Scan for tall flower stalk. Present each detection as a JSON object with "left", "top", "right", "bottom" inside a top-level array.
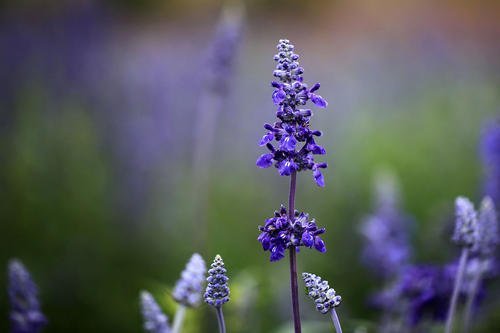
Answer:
[
  {"left": 191, "top": 1, "right": 244, "bottom": 247},
  {"left": 445, "top": 197, "right": 478, "bottom": 333},
  {"left": 7, "top": 259, "right": 47, "bottom": 333},
  {"left": 204, "top": 255, "right": 230, "bottom": 333},
  {"left": 257, "top": 39, "right": 328, "bottom": 333}
]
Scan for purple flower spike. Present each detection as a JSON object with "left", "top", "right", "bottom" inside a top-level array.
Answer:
[
  {"left": 172, "top": 254, "right": 206, "bottom": 308},
  {"left": 481, "top": 119, "right": 500, "bottom": 207},
  {"left": 257, "top": 39, "right": 329, "bottom": 186},
  {"left": 359, "top": 172, "right": 413, "bottom": 279},
  {"left": 258, "top": 205, "right": 326, "bottom": 261},
  {"left": 309, "top": 93, "right": 328, "bottom": 108},
  {"left": 8, "top": 259, "right": 47, "bottom": 333},
  {"left": 204, "top": 255, "right": 230, "bottom": 307},
  {"left": 140, "top": 291, "right": 171, "bottom": 333},
  {"left": 453, "top": 196, "right": 478, "bottom": 248},
  {"left": 302, "top": 272, "right": 341, "bottom": 314},
  {"left": 473, "top": 197, "right": 498, "bottom": 258}
]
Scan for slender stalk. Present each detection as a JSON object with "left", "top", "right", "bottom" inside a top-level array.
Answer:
[
  {"left": 445, "top": 248, "right": 469, "bottom": 333},
  {"left": 288, "top": 171, "right": 301, "bottom": 333},
  {"left": 463, "top": 261, "right": 485, "bottom": 333},
  {"left": 172, "top": 305, "right": 186, "bottom": 333},
  {"left": 215, "top": 306, "right": 226, "bottom": 333},
  {"left": 330, "top": 308, "right": 343, "bottom": 333}
]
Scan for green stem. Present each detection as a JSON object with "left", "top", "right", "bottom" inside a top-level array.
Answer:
[
  {"left": 330, "top": 308, "right": 343, "bottom": 333},
  {"left": 445, "top": 248, "right": 469, "bottom": 333},
  {"left": 216, "top": 306, "right": 226, "bottom": 333},
  {"left": 172, "top": 305, "right": 186, "bottom": 333}
]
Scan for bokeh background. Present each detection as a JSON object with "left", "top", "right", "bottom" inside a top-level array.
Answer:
[{"left": 1, "top": 0, "right": 499, "bottom": 332}]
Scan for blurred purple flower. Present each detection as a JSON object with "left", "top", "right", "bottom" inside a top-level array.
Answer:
[
  {"left": 203, "top": 5, "right": 243, "bottom": 95},
  {"left": 473, "top": 197, "right": 498, "bottom": 258},
  {"left": 172, "top": 254, "right": 206, "bottom": 307},
  {"left": 452, "top": 196, "right": 478, "bottom": 248},
  {"left": 258, "top": 205, "right": 326, "bottom": 261},
  {"left": 374, "top": 263, "right": 460, "bottom": 327},
  {"left": 8, "top": 259, "right": 47, "bottom": 333},
  {"left": 256, "top": 39, "right": 328, "bottom": 187},
  {"left": 140, "top": 291, "right": 171, "bottom": 333},
  {"left": 359, "top": 172, "right": 412, "bottom": 278},
  {"left": 481, "top": 119, "right": 500, "bottom": 207}
]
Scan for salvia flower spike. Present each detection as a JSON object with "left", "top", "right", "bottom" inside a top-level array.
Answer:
[
  {"left": 481, "top": 119, "right": 500, "bottom": 207},
  {"left": 258, "top": 205, "right": 326, "bottom": 262},
  {"left": 8, "top": 259, "right": 47, "bottom": 333},
  {"left": 140, "top": 291, "right": 171, "bottom": 333},
  {"left": 473, "top": 196, "right": 499, "bottom": 258},
  {"left": 452, "top": 196, "right": 478, "bottom": 248},
  {"left": 463, "top": 197, "right": 498, "bottom": 331},
  {"left": 445, "top": 196, "right": 479, "bottom": 333},
  {"left": 204, "top": 255, "right": 230, "bottom": 307},
  {"left": 205, "top": 255, "right": 229, "bottom": 333},
  {"left": 172, "top": 253, "right": 206, "bottom": 308},
  {"left": 359, "top": 172, "right": 412, "bottom": 278},
  {"left": 256, "top": 38, "right": 328, "bottom": 187},
  {"left": 302, "top": 272, "right": 342, "bottom": 333}
]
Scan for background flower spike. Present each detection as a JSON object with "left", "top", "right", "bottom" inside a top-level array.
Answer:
[
  {"left": 140, "top": 291, "right": 171, "bottom": 333},
  {"left": 171, "top": 253, "right": 206, "bottom": 333},
  {"left": 8, "top": 259, "right": 47, "bottom": 333}
]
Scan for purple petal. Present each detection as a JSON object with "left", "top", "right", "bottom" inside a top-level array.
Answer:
[
  {"left": 260, "top": 132, "right": 274, "bottom": 146},
  {"left": 314, "top": 237, "right": 327, "bottom": 253},
  {"left": 278, "top": 159, "right": 297, "bottom": 176},
  {"left": 270, "top": 246, "right": 285, "bottom": 262},
  {"left": 256, "top": 153, "right": 274, "bottom": 168},
  {"left": 302, "top": 232, "right": 314, "bottom": 247},
  {"left": 310, "top": 93, "right": 328, "bottom": 108},
  {"left": 313, "top": 168, "right": 325, "bottom": 187},
  {"left": 308, "top": 143, "right": 326, "bottom": 155},
  {"left": 310, "top": 83, "right": 321, "bottom": 92},
  {"left": 280, "top": 135, "right": 297, "bottom": 152},
  {"left": 272, "top": 89, "right": 286, "bottom": 105}
]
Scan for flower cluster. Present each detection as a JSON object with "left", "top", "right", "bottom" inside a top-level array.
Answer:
[
  {"left": 8, "top": 260, "right": 47, "bottom": 333},
  {"left": 258, "top": 205, "right": 326, "bottom": 261},
  {"left": 374, "top": 264, "right": 459, "bottom": 326},
  {"left": 140, "top": 291, "right": 171, "bottom": 333},
  {"left": 473, "top": 197, "right": 498, "bottom": 258},
  {"left": 302, "top": 272, "right": 341, "bottom": 314},
  {"left": 204, "top": 255, "right": 230, "bottom": 307},
  {"left": 172, "top": 253, "right": 207, "bottom": 307},
  {"left": 256, "top": 39, "right": 328, "bottom": 186},
  {"left": 452, "top": 197, "right": 478, "bottom": 248}
]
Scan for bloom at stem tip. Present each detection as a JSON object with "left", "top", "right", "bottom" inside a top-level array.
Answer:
[
  {"left": 256, "top": 38, "right": 329, "bottom": 187},
  {"left": 452, "top": 196, "right": 478, "bottom": 248},
  {"left": 302, "top": 272, "right": 341, "bottom": 314},
  {"left": 473, "top": 196, "right": 498, "bottom": 258},
  {"left": 204, "top": 255, "right": 230, "bottom": 307}
]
